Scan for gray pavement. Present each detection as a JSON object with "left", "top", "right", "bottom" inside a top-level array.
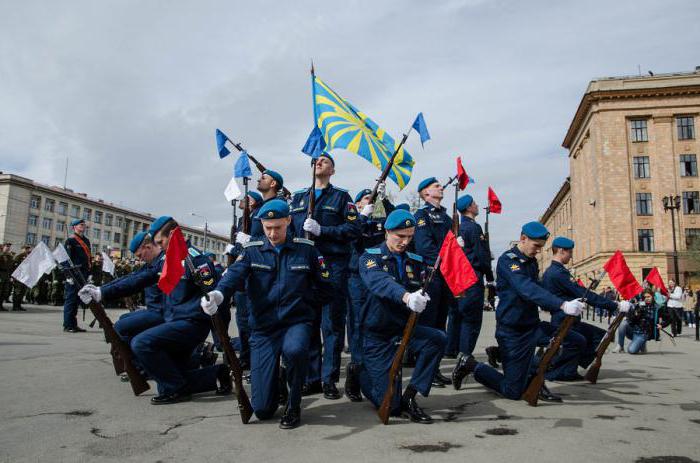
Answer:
[{"left": 1, "top": 304, "right": 699, "bottom": 463}]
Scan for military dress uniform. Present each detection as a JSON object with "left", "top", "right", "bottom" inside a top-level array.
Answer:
[{"left": 63, "top": 222, "right": 91, "bottom": 329}]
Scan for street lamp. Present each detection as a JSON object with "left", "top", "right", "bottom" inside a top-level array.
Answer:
[
  {"left": 662, "top": 194, "right": 681, "bottom": 283},
  {"left": 191, "top": 212, "right": 208, "bottom": 253}
]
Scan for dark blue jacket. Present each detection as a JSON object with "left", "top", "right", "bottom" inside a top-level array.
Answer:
[
  {"left": 101, "top": 260, "right": 164, "bottom": 314},
  {"left": 290, "top": 184, "right": 361, "bottom": 257},
  {"left": 64, "top": 234, "right": 92, "bottom": 278},
  {"left": 359, "top": 243, "right": 425, "bottom": 339},
  {"left": 541, "top": 261, "right": 617, "bottom": 317},
  {"left": 349, "top": 214, "right": 387, "bottom": 274},
  {"left": 413, "top": 203, "right": 452, "bottom": 266},
  {"left": 215, "top": 235, "right": 334, "bottom": 333},
  {"left": 459, "top": 216, "right": 492, "bottom": 277},
  {"left": 495, "top": 246, "right": 564, "bottom": 329}
]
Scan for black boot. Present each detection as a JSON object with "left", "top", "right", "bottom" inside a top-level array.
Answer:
[
  {"left": 278, "top": 365, "right": 289, "bottom": 406},
  {"left": 279, "top": 406, "right": 301, "bottom": 429},
  {"left": 485, "top": 346, "right": 501, "bottom": 368},
  {"left": 400, "top": 386, "right": 432, "bottom": 424},
  {"left": 434, "top": 371, "right": 452, "bottom": 386},
  {"left": 322, "top": 382, "right": 341, "bottom": 400},
  {"left": 216, "top": 364, "right": 233, "bottom": 395},
  {"left": 451, "top": 353, "right": 477, "bottom": 390},
  {"left": 344, "top": 363, "right": 363, "bottom": 402},
  {"left": 150, "top": 390, "right": 192, "bottom": 405},
  {"left": 302, "top": 380, "right": 322, "bottom": 396},
  {"left": 538, "top": 383, "right": 563, "bottom": 403}
]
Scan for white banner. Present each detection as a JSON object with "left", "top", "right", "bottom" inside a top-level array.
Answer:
[{"left": 11, "top": 242, "right": 57, "bottom": 288}]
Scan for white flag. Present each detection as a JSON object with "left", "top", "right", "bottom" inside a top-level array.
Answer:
[
  {"left": 11, "top": 242, "right": 57, "bottom": 288},
  {"left": 101, "top": 252, "right": 115, "bottom": 276},
  {"left": 52, "top": 243, "right": 70, "bottom": 264},
  {"left": 224, "top": 177, "right": 242, "bottom": 202}
]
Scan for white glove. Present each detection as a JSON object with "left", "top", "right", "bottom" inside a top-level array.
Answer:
[
  {"left": 562, "top": 298, "right": 585, "bottom": 316},
  {"left": 377, "top": 181, "right": 386, "bottom": 199},
  {"left": 456, "top": 236, "right": 465, "bottom": 248},
  {"left": 303, "top": 218, "right": 321, "bottom": 237},
  {"left": 224, "top": 243, "right": 235, "bottom": 254},
  {"left": 200, "top": 290, "right": 224, "bottom": 315},
  {"left": 405, "top": 290, "right": 431, "bottom": 313},
  {"left": 235, "top": 232, "right": 251, "bottom": 245},
  {"left": 618, "top": 300, "right": 632, "bottom": 313},
  {"left": 66, "top": 278, "right": 74, "bottom": 286},
  {"left": 360, "top": 204, "right": 374, "bottom": 217},
  {"left": 78, "top": 284, "right": 101, "bottom": 304}
]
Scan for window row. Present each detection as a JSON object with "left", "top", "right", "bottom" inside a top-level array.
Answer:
[
  {"left": 630, "top": 116, "right": 696, "bottom": 143},
  {"left": 635, "top": 191, "right": 700, "bottom": 215},
  {"left": 632, "top": 154, "right": 698, "bottom": 179},
  {"left": 30, "top": 196, "right": 124, "bottom": 228},
  {"left": 637, "top": 228, "right": 700, "bottom": 252}
]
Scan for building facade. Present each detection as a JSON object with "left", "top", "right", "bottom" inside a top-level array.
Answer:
[
  {"left": 539, "top": 68, "right": 700, "bottom": 287},
  {"left": 0, "top": 173, "right": 230, "bottom": 263}
]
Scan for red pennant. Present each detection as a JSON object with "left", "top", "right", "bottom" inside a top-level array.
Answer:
[
  {"left": 644, "top": 267, "right": 668, "bottom": 296},
  {"left": 577, "top": 278, "right": 585, "bottom": 287},
  {"left": 158, "top": 226, "right": 187, "bottom": 295},
  {"left": 438, "top": 231, "right": 478, "bottom": 296},
  {"left": 603, "top": 250, "right": 643, "bottom": 300},
  {"left": 456, "top": 157, "right": 469, "bottom": 190},
  {"left": 488, "top": 187, "right": 502, "bottom": 214}
]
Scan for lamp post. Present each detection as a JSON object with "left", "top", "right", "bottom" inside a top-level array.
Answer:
[
  {"left": 662, "top": 195, "right": 681, "bottom": 284},
  {"left": 191, "top": 212, "right": 208, "bottom": 253}
]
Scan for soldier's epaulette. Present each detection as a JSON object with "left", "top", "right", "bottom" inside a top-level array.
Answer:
[
  {"left": 243, "top": 241, "right": 264, "bottom": 248},
  {"left": 505, "top": 252, "right": 518, "bottom": 259},
  {"left": 406, "top": 251, "right": 423, "bottom": 263},
  {"left": 293, "top": 237, "right": 314, "bottom": 246},
  {"left": 291, "top": 207, "right": 305, "bottom": 213},
  {"left": 333, "top": 186, "right": 348, "bottom": 193},
  {"left": 188, "top": 247, "right": 201, "bottom": 257},
  {"left": 365, "top": 247, "right": 382, "bottom": 255},
  {"left": 293, "top": 189, "right": 307, "bottom": 195}
]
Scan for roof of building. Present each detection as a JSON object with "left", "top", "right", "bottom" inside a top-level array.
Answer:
[{"left": 539, "top": 178, "right": 570, "bottom": 225}]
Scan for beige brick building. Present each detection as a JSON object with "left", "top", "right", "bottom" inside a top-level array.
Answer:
[
  {"left": 539, "top": 68, "right": 700, "bottom": 289},
  {"left": 0, "top": 173, "right": 230, "bottom": 263}
]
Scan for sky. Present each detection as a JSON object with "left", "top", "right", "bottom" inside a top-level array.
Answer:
[{"left": 1, "top": 0, "right": 699, "bottom": 255}]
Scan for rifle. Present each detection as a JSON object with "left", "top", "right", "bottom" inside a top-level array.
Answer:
[
  {"left": 584, "top": 311, "right": 625, "bottom": 384},
  {"left": 223, "top": 140, "right": 291, "bottom": 199},
  {"left": 59, "top": 260, "right": 150, "bottom": 396},
  {"left": 305, "top": 158, "right": 317, "bottom": 240},
  {"left": 367, "top": 120, "right": 415, "bottom": 204},
  {"left": 521, "top": 270, "right": 605, "bottom": 406},
  {"left": 227, "top": 199, "right": 238, "bottom": 267},
  {"left": 447, "top": 176, "right": 465, "bottom": 299},
  {"left": 242, "top": 177, "right": 251, "bottom": 235},
  {"left": 184, "top": 256, "right": 253, "bottom": 424},
  {"left": 378, "top": 255, "right": 441, "bottom": 424},
  {"left": 483, "top": 206, "right": 496, "bottom": 307}
]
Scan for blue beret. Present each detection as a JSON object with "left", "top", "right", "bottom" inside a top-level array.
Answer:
[
  {"left": 256, "top": 199, "right": 290, "bottom": 220},
  {"left": 354, "top": 188, "right": 372, "bottom": 203},
  {"left": 263, "top": 169, "right": 284, "bottom": 188},
  {"left": 385, "top": 210, "right": 416, "bottom": 231},
  {"left": 70, "top": 218, "right": 85, "bottom": 227},
  {"left": 319, "top": 152, "right": 335, "bottom": 166},
  {"left": 148, "top": 215, "right": 173, "bottom": 236},
  {"left": 129, "top": 231, "right": 148, "bottom": 253},
  {"left": 521, "top": 221, "right": 550, "bottom": 240},
  {"left": 395, "top": 203, "right": 410, "bottom": 211},
  {"left": 417, "top": 177, "right": 438, "bottom": 193},
  {"left": 552, "top": 236, "right": 574, "bottom": 249},
  {"left": 246, "top": 191, "right": 263, "bottom": 204},
  {"left": 456, "top": 194, "right": 474, "bottom": 212}
]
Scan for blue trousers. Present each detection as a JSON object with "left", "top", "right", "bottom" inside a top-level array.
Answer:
[
  {"left": 63, "top": 281, "right": 79, "bottom": 329},
  {"left": 114, "top": 310, "right": 164, "bottom": 344},
  {"left": 359, "top": 326, "right": 446, "bottom": 411},
  {"left": 233, "top": 292, "right": 250, "bottom": 363},
  {"left": 250, "top": 323, "right": 312, "bottom": 419},
  {"left": 551, "top": 312, "right": 605, "bottom": 369},
  {"left": 447, "top": 279, "right": 485, "bottom": 355},
  {"left": 420, "top": 272, "right": 453, "bottom": 331},
  {"left": 616, "top": 320, "right": 647, "bottom": 354},
  {"left": 346, "top": 272, "right": 366, "bottom": 365},
  {"left": 533, "top": 320, "right": 586, "bottom": 380},
  {"left": 307, "top": 256, "right": 348, "bottom": 384},
  {"left": 130, "top": 319, "right": 212, "bottom": 395}
]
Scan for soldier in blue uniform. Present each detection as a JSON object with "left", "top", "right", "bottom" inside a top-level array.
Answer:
[
  {"left": 446, "top": 195, "right": 494, "bottom": 367},
  {"left": 451, "top": 222, "right": 585, "bottom": 402},
  {"left": 358, "top": 209, "right": 446, "bottom": 423},
  {"left": 200, "top": 200, "right": 334, "bottom": 429},
  {"left": 62, "top": 218, "right": 91, "bottom": 333},
  {"left": 412, "top": 177, "right": 453, "bottom": 386},
  {"left": 290, "top": 153, "right": 361, "bottom": 399},
  {"left": 541, "top": 237, "right": 631, "bottom": 378},
  {"left": 79, "top": 216, "right": 231, "bottom": 404}
]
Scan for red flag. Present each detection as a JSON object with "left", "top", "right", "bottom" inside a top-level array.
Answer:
[
  {"left": 644, "top": 267, "right": 668, "bottom": 296},
  {"left": 487, "top": 187, "right": 502, "bottom": 214},
  {"left": 456, "top": 157, "right": 469, "bottom": 190},
  {"left": 603, "top": 250, "right": 643, "bottom": 300},
  {"left": 438, "top": 231, "right": 478, "bottom": 296},
  {"left": 577, "top": 278, "right": 585, "bottom": 287},
  {"left": 158, "top": 226, "right": 188, "bottom": 295}
]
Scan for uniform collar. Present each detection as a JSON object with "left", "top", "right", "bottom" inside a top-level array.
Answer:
[
  {"left": 550, "top": 260, "right": 570, "bottom": 273},
  {"left": 510, "top": 245, "right": 533, "bottom": 262},
  {"left": 423, "top": 202, "right": 445, "bottom": 213},
  {"left": 261, "top": 232, "right": 294, "bottom": 252}
]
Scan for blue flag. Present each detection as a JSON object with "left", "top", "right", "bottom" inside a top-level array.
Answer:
[
  {"left": 411, "top": 113, "right": 430, "bottom": 147},
  {"left": 234, "top": 150, "right": 252, "bottom": 178},
  {"left": 301, "top": 126, "right": 327, "bottom": 159},
  {"left": 216, "top": 129, "right": 231, "bottom": 158}
]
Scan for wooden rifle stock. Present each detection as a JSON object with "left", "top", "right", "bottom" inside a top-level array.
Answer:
[
  {"left": 584, "top": 312, "right": 625, "bottom": 384},
  {"left": 368, "top": 126, "right": 412, "bottom": 204},
  {"left": 242, "top": 178, "right": 251, "bottom": 235}
]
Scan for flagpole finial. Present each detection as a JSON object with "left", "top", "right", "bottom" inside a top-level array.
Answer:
[{"left": 310, "top": 59, "right": 315, "bottom": 76}]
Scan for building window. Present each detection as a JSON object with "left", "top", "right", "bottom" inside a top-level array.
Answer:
[
  {"left": 82, "top": 208, "right": 92, "bottom": 221},
  {"left": 58, "top": 201, "right": 68, "bottom": 215},
  {"left": 677, "top": 116, "right": 695, "bottom": 140},
  {"left": 30, "top": 195, "right": 41, "bottom": 209},
  {"left": 116, "top": 216, "right": 123, "bottom": 228},
  {"left": 56, "top": 221, "right": 66, "bottom": 232},
  {"left": 28, "top": 214, "right": 38, "bottom": 226},
  {"left": 105, "top": 214, "right": 113, "bottom": 226},
  {"left": 94, "top": 211, "right": 103, "bottom": 224},
  {"left": 44, "top": 199, "right": 55, "bottom": 212},
  {"left": 685, "top": 228, "right": 700, "bottom": 247},
  {"left": 636, "top": 192, "right": 653, "bottom": 216},
  {"left": 41, "top": 235, "right": 50, "bottom": 245},
  {"left": 680, "top": 154, "right": 698, "bottom": 177},
  {"left": 93, "top": 228, "right": 101, "bottom": 239},
  {"left": 26, "top": 233, "right": 37, "bottom": 245},
  {"left": 42, "top": 217, "right": 53, "bottom": 229},
  {"left": 114, "top": 232, "right": 121, "bottom": 243},
  {"left": 70, "top": 205, "right": 80, "bottom": 218},
  {"left": 633, "top": 156, "right": 650, "bottom": 178},
  {"left": 683, "top": 191, "right": 700, "bottom": 214},
  {"left": 630, "top": 119, "right": 648, "bottom": 142},
  {"left": 638, "top": 229, "right": 654, "bottom": 252},
  {"left": 103, "top": 231, "right": 111, "bottom": 241}
]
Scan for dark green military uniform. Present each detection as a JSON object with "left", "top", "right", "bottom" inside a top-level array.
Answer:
[
  {"left": 11, "top": 248, "right": 31, "bottom": 311},
  {"left": 0, "top": 244, "right": 14, "bottom": 310},
  {"left": 50, "top": 267, "right": 65, "bottom": 306}
]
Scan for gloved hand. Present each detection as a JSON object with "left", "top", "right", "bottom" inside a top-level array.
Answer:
[
  {"left": 224, "top": 243, "right": 235, "bottom": 255},
  {"left": 405, "top": 290, "right": 431, "bottom": 313},
  {"left": 456, "top": 236, "right": 465, "bottom": 248},
  {"left": 200, "top": 290, "right": 224, "bottom": 315},
  {"left": 377, "top": 181, "right": 386, "bottom": 199},
  {"left": 561, "top": 298, "right": 585, "bottom": 316},
  {"left": 303, "top": 218, "right": 321, "bottom": 237},
  {"left": 618, "top": 300, "right": 632, "bottom": 313},
  {"left": 360, "top": 204, "right": 374, "bottom": 217},
  {"left": 78, "top": 284, "right": 101, "bottom": 304},
  {"left": 66, "top": 278, "right": 74, "bottom": 286},
  {"left": 235, "top": 232, "right": 251, "bottom": 246}
]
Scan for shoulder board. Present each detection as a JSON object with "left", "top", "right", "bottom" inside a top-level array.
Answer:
[
  {"left": 293, "top": 237, "right": 314, "bottom": 246},
  {"left": 243, "top": 241, "right": 264, "bottom": 248},
  {"left": 505, "top": 252, "right": 518, "bottom": 259},
  {"left": 188, "top": 247, "right": 201, "bottom": 257},
  {"left": 332, "top": 186, "right": 348, "bottom": 193},
  {"left": 406, "top": 252, "right": 423, "bottom": 263},
  {"left": 293, "top": 189, "right": 307, "bottom": 195},
  {"left": 365, "top": 248, "right": 382, "bottom": 255}
]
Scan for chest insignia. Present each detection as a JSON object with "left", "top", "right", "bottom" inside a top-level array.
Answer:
[
  {"left": 510, "top": 264, "right": 520, "bottom": 272},
  {"left": 417, "top": 218, "right": 426, "bottom": 227},
  {"left": 366, "top": 259, "right": 377, "bottom": 269}
]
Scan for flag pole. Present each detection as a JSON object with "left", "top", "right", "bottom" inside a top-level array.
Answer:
[
  {"left": 305, "top": 60, "right": 319, "bottom": 240},
  {"left": 368, "top": 121, "right": 415, "bottom": 204}
]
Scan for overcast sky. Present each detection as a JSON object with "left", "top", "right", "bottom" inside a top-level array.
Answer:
[{"left": 2, "top": 0, "right": 699, "bottom": 254}]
